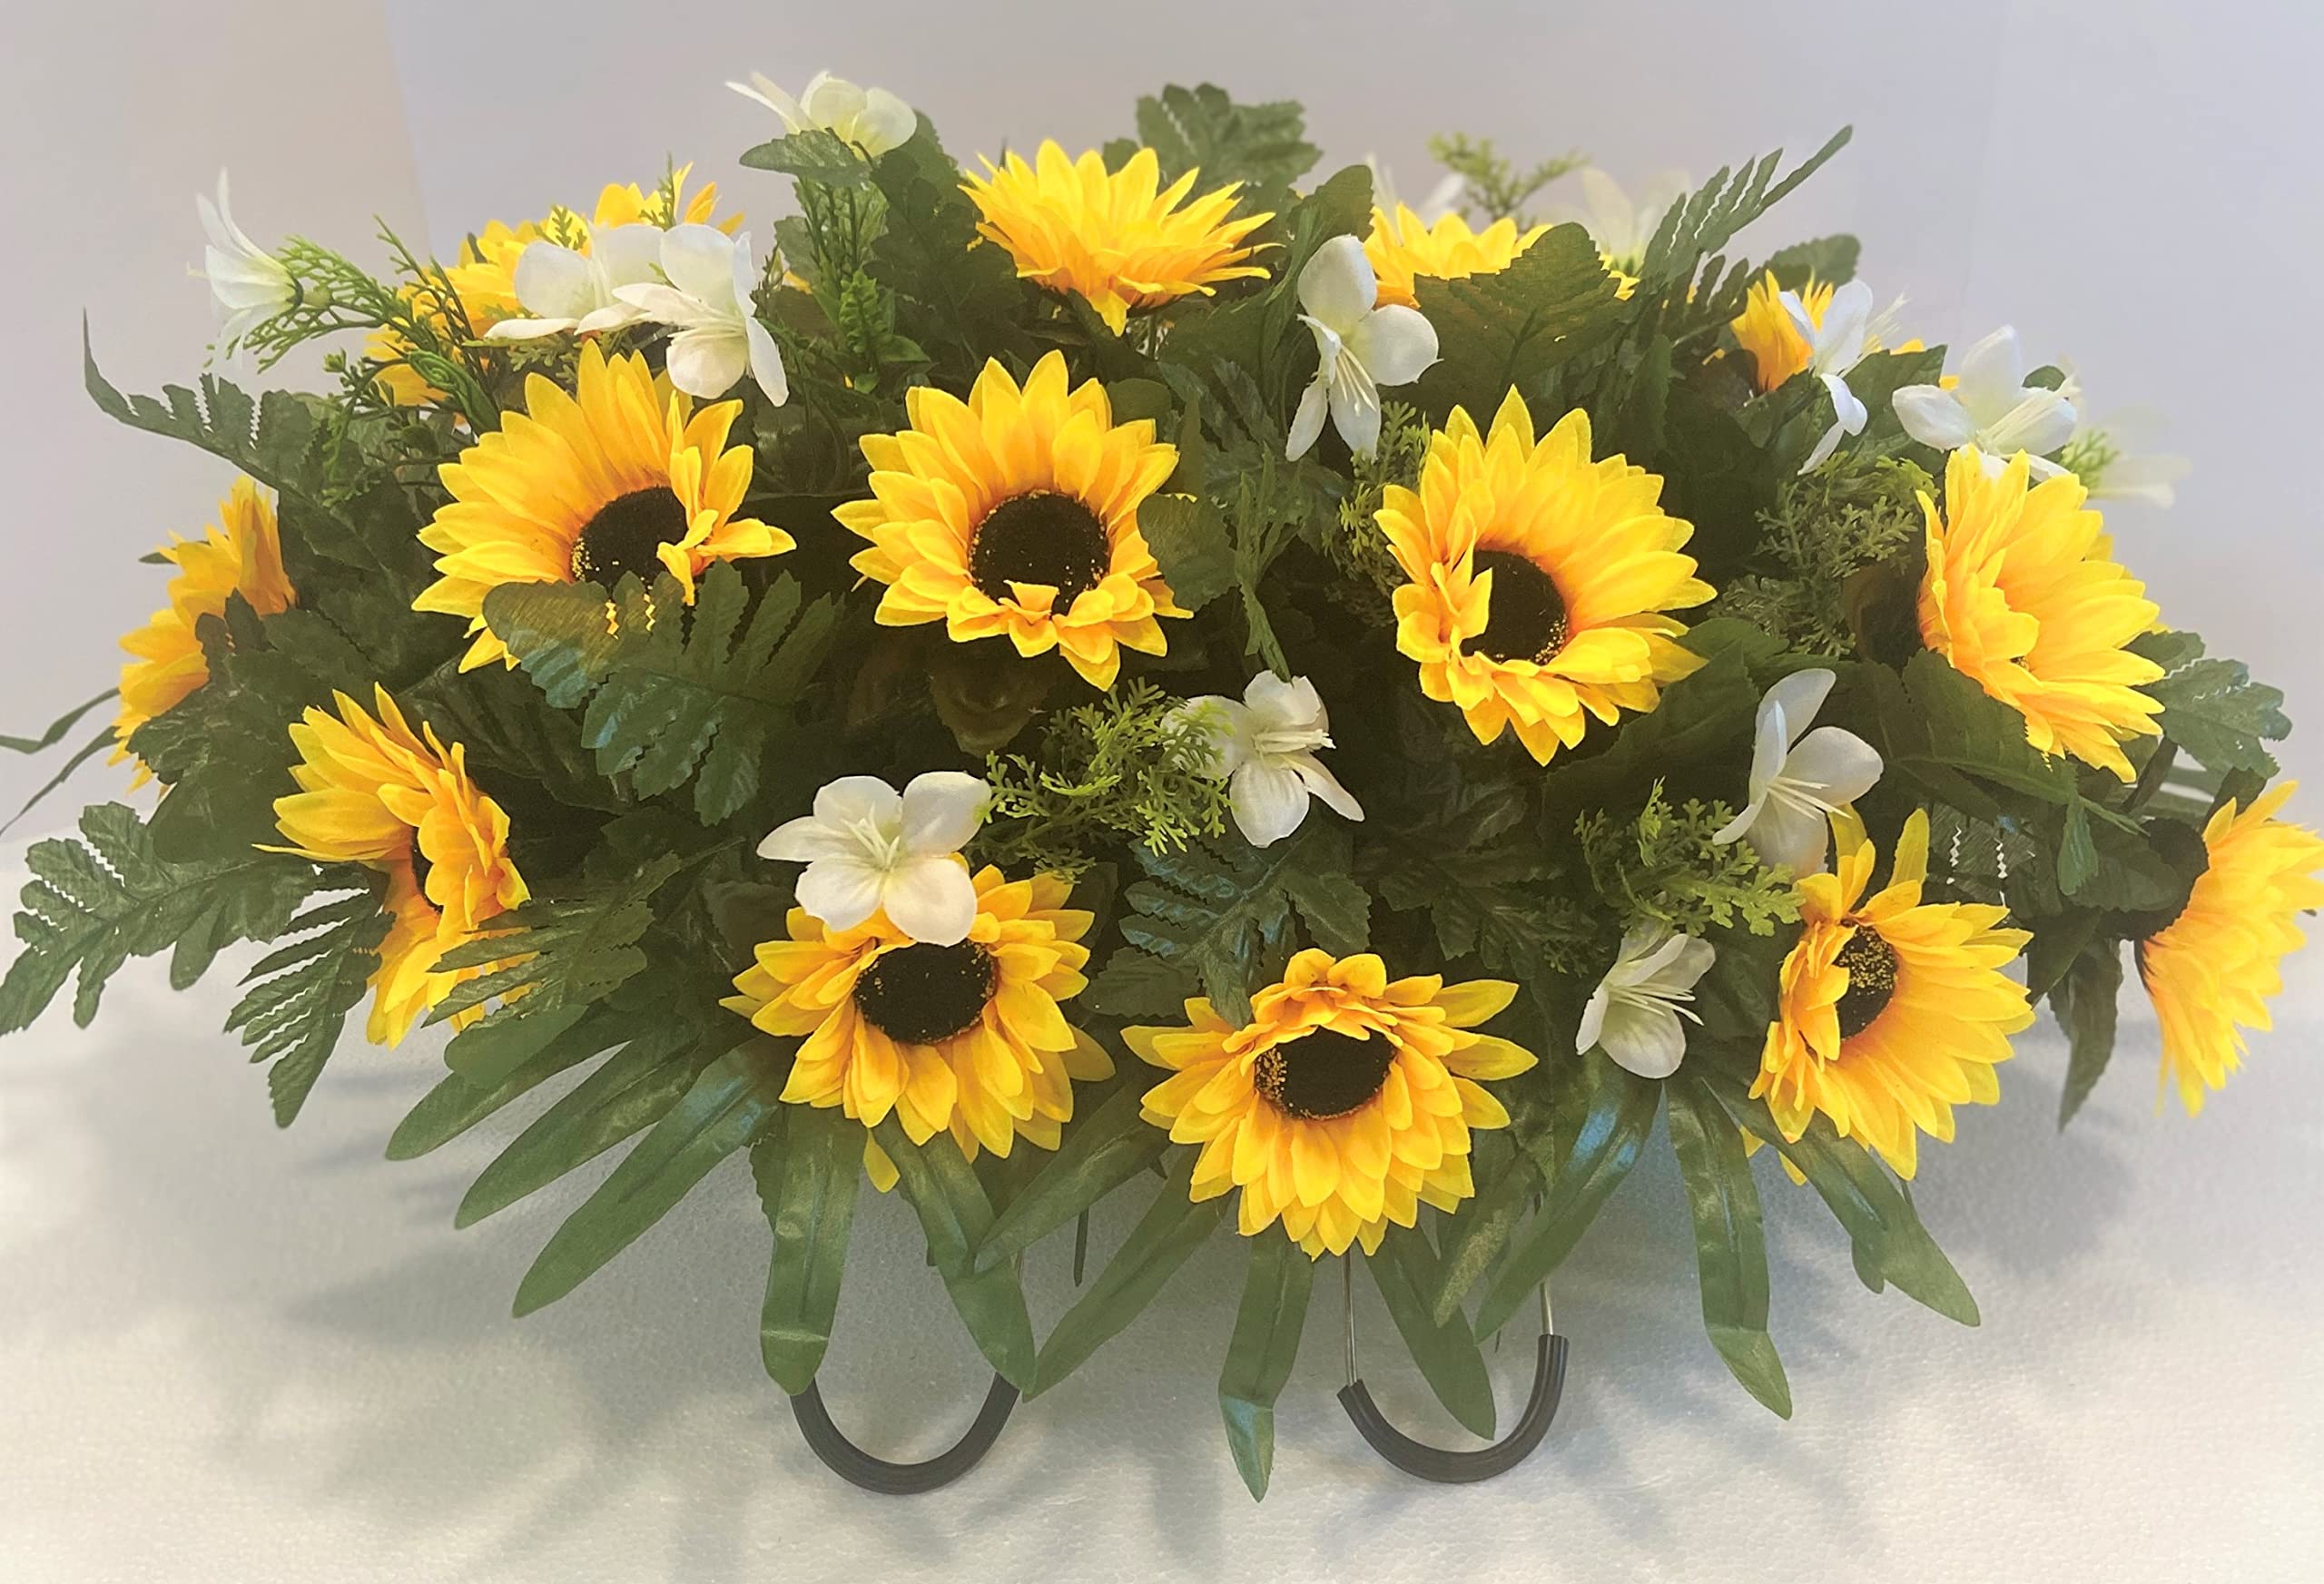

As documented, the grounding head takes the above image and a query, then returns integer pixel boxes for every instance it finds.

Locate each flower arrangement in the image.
[6,71,2319,1497]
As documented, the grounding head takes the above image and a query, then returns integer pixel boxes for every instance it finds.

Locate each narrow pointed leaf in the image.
[975,1083,1167,1272]
[1666,1076,1791,1417]
[1218,1233,1314,1501]
[1032,1150,1226,1394]
[874,1118,1037,1390]
[1365,1225,1497,1438]
[752,1105,861,1393]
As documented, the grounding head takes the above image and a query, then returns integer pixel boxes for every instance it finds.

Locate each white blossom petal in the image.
[1745,795,1832,877]
[1291,756,1364,823]
[757,811,855,861]
[1764,670,1836,746]
[1229,762,1313,848]
[858,88,917,155]
[510,241,597,322]
[1297,235,1376,331]
[1784,725,1884,805]
[812,775,904,831]
[665,326,748,398]
[795,855,888,932]
[660,224,738,308]
[1286,378,1329,461]
[1346,304,1439,388]
[1892,385,1975,450]
[1574,985,1610,1055]
[899,771,989,855]
[1600,1001,1687,1079]
[1327,376,1384,458]
[1953,325,2028,420]
[881,856,979,946]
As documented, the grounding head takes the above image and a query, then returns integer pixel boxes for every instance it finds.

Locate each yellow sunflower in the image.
[724,867,1112,1186]
[961,142,1273,332]
[369,166,737,406]
[113,477,295,782]
[1917,446,2164,781]
[2137,783,2324,1115]
[271,685,529,1047]
[1364,205,1548,310]
[1376,388,1714,764]
[415,341,791,669]
[1753,808,2034,1178]
[837,349,1184,689]
[1126,950,1537,1258]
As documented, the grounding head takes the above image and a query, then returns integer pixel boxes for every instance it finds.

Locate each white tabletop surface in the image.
[2,826,2318,1581]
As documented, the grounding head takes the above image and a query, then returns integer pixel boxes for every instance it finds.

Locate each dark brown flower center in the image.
[852,941,997,1046]
[1468,548,1571,664]
[969,491,1110,607]
[406,840,434,906]
[1833,925,1900,1040]
[570,487,689,586]
[1254,1027,1396,1121]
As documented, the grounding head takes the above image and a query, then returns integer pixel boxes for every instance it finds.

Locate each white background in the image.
[2,1,2320,1579]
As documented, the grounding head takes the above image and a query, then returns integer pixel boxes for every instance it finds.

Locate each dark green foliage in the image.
[1412,223,1622,421]
[0,803,314,1033]
[1087,823,1371,1024]
[2131,630,2289,777]
[485,566,837,824]
[873,1117,1038,1389]
[228,886,391,1126]
[1110,83,1319,204]
[753,1104,862,1392]
[974,1084,1168,1272]
[1218,1231,1314,1500]
[1666,1076,1791,1416]
[2053,940,2126,1127]
[1364,1224,1497,1437]
[1032,1150,1227,1394]
[740,128,874,189]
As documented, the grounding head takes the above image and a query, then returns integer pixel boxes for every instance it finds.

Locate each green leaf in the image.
[1472,1056,1662,1336]
[751,1105,862,1392]
[485,566,837,824]
[1665,1076,1792,1417]
[1365,1224,1497,1438]
[739,127,874,189]
[2130,632,2289,777]
[1137,495,1236,612]
[868,116,1037,380]
[226,884,391,1126]
[513,1039,779,1315]
[455,1024,707,1226]
[2053,940,2125,1128]
[1866,650,2077,814]
[0,802,315,1033]
[1128,83,1319,199]
[1429,1089,1558,1325]
[3,725,124,836]
[1412,223,1622,420]
[1539,619,1774,823]
[1762,235,1860,289]
[428,851,685,1082]
[975,1083,1168,1272]
[873,1118,1038,1389]
[1217,1233,1315,1501]
[386,1012,640,1160]
[1087,822,1367,1025]
[0,689,115,754]
[1032,1149,1227,1393]
[1630,129,1854,321]
[1707,1077,1977,1324]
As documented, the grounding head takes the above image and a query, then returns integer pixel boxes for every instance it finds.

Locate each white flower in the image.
[1711,669,1885,876]
[1892,326,2078,477]
[1787,279,1909,473]
[196,171,296,355]
[756,772,990,945]
[614,226,788,406]
[1576,922,1717,1079]
[2057,378,2191,507]
[1543,167,1690,274]
[1285,235,1438,460]
[729,69,915,157]
[1171,674,1364,849]
[485,225,664,342]
[1364,155,1465,225]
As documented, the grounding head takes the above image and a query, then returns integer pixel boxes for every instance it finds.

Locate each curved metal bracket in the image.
[789,1372,1020,1495]
[1337,1268,1567,1484]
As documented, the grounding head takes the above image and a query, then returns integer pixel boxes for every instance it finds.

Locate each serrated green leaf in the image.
[1412,223,1622,420]
[1866,651,2077,814]
[1218,1232,1314,1501]
[2053,940,2125,1128]
[752,1105,861,1392]
[1031,1149,1227,1394]
[226,883,391,1126]
[1137,495,1236,611]
[1088,822,1364,1025]
[514,1038,778,1315]
[1133,83,1319,199]
[485,566,836,824]
[0,802,315,1034]
[2130,632,2289,777]
[975,1083,1167,1272]
[1666,1076,1792,1417]
[739,127,874,188]
[1365,1224,1497,1439]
